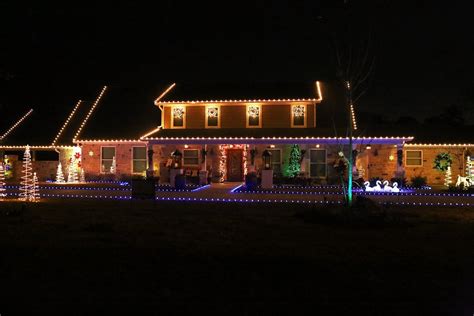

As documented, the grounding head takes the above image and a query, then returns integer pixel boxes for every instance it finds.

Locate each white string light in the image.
[0,109,33,140]
[73,86,108,141]
[51,100,83,146]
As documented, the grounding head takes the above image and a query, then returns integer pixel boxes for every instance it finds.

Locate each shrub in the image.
[410,176,427,188]
[390,177,407,188]
[245,172,258,190]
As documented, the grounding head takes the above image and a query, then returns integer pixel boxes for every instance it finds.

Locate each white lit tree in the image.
[0,163,6,200]
[56,162,65,183]
[444,165,452,188]
[67,162,78,183]
[467,156,474,182]
[80,168,86,183]
[31,172,40,202]
[19,145,33,201]
[110,156,116,174]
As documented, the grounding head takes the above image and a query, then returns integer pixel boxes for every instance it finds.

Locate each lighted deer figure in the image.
[456,175,472,190]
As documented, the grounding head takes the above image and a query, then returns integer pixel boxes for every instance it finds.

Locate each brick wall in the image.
[81,143,147,178]
[404,146,473,185]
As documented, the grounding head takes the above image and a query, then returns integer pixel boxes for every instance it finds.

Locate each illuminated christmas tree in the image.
[0,163,6,200]
[67,162,78,183]
[56,162,65,183]
[467,156,474,181]
[19,145,33,201]
[444,165,452,188]
[80,168,86,183]
[285,144,301,177]
[110,156,116,174]
[31,172,40,202]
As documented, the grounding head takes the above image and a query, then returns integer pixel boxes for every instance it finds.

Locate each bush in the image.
[410,176,427,188]
[390,177,407,188]
[245,172,258,190]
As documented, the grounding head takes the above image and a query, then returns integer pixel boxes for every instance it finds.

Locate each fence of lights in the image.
[73,86,108,141]
[0,109,34,141]
[52,100,83,146]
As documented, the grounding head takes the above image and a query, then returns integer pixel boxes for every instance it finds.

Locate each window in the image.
[267,149,282,173]
[171,106,185,128]
[406,150,423,166]
[246,104,261,127]
[206,105,220,128]
[183,149,199,166]
[101,147,116,173]
[132,146,147,174]
[291,104,306,127]
[310,149,326,178]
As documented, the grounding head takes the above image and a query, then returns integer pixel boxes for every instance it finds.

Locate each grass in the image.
[1,199,473,315]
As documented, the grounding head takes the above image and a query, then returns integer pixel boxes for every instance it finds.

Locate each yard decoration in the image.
[444,166,452,188]
[285,144,301,177]
[0,163,6,200]
[433,152,452,172]
[110,156,117,174]
[19,145,33,201]
[455,175,472,190]
[466,156,473,182]
[80,168,86,183]
[31,172,40,202]
[67,161,78,183]
[56,162,65,183]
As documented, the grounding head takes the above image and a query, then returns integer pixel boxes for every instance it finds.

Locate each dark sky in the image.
[1,1,473,132]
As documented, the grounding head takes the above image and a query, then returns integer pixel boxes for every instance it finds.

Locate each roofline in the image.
[0,109,34,141]
[0,145,75,150]
[142,136,413,145]
[155,81,323,106]
[74,139,146,144]
[405,143,474,147]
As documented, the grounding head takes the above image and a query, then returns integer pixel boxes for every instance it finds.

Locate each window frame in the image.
[170,105,186,129]
[205,105,221,128]
[131,146,147,174]
[309,149,327,178]
[246,104,262,128]
[267,148,282,173]
[100,146,116,174]
[405,150,423,167]
[291,104,307,128]
[183,149,200,167]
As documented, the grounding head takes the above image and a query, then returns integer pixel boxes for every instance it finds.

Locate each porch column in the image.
[146,143,154,178]
[395,143,405,178]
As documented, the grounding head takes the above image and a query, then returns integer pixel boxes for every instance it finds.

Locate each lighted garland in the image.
[433,152,452,172]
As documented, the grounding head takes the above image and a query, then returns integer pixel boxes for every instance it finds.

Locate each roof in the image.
[155,81,322,104]
[142,128,413,145]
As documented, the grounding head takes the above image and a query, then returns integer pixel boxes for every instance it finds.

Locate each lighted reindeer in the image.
[456,175,472,190]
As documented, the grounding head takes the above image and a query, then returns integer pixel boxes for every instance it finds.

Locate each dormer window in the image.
[171,106,185,128]
[291,105,306,127]
[206,105,220,128]
[246,104,261,128]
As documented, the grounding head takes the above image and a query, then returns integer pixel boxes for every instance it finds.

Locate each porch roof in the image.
[143,128,413,145]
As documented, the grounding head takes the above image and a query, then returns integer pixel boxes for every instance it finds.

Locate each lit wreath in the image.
[292,105,305,117]
[433,152,452,172]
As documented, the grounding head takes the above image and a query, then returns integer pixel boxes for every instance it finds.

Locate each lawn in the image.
[1,199,473,315]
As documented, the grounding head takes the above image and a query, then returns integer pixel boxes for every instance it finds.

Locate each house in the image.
[75,82,425,185]
[3,81,471,187]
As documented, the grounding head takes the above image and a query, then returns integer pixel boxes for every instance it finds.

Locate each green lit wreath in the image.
[433,152,452,172]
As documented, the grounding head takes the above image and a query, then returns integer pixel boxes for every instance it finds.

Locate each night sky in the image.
[1,1,473,135]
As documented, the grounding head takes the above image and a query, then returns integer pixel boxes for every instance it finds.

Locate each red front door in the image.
[226,149,243,181]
